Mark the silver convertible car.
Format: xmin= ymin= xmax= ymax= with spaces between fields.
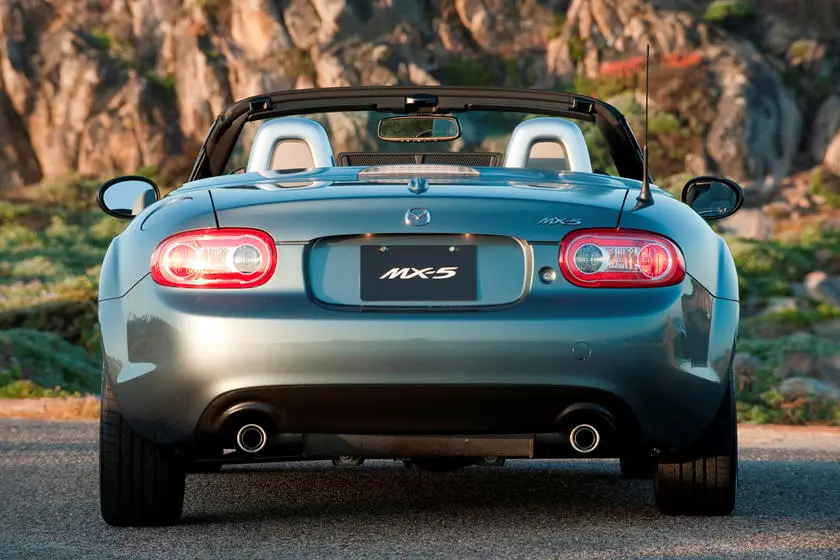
xmin=96 ymin=86 xmax=744 ymax=525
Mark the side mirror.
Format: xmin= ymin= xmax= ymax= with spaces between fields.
xmin=97 ymin=176 xmax=161 ymax=219
xmin=681 ymin=176 xmax=744 ymax=220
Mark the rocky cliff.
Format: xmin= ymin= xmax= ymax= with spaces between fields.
xmin=1 ymin=0 xmax=839 ymax=200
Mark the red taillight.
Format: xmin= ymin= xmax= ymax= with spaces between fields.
xmin=559 ymin=229 xmax=685 ymax=288
xmin=150 ymin=228 xmax=276 ymax=288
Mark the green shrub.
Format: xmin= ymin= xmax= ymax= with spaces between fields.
xmin=752 ymin=305 xmax=840 ymax=327
xmin=573 ymin=75 xmax=635 ymax=101
xmin=728 ymin=232 xmax=840 ymax=299
xmin=704 ymin=0 xmax=756 ymax=24
xmin=441 ymin=58 xmax=494 ymax=87
xmin=144 ymin=71 xmax=176 ymax=92
xmin=0 ymin=379 xmax=71 ymax=398
xmin=88 ymin=28 xmax=112 ymax=50
xmin=0 ymin=186 xmax=125 ymax=352
xmin=0 ymin=329 xmax=100 ymax=396
xmin=788 ymin=39 xmax=817 ymax=61
xmin=0 ymin=278 xmax=100 ymax=352
xmin=277 ymin=48 xmax=315 ymax=81
xmin=548 ymin=13 xmax=566 ymax=40
xmin=568 ymin=37 xmax=586 ymax=63
xmin=735 ymin=333 xmax=840 ymax=425
xmin=40 ymin=176 xmax=101 ymax=213
xmin=810 ymin=167 xmax=840 ymax=209
xmin=648 ymin=112 xmax=686 ymax=136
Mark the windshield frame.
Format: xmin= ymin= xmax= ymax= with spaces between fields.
xmin=188 ymin=86 xmax=648 ymax=183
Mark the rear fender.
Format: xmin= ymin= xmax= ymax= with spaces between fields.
xmin=619 ymin=192 xmax=739 ymax=301
xmin=98 ymin=190 xmax=217 ymax=301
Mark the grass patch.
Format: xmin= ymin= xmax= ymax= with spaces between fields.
xmin=0 ymin=329 xmax=101 ymax=396
xmin=0 ymin=176 xmax=127 ymax=357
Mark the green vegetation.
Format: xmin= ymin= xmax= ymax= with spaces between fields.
xmin=277 ymin=48 xmax=316 ymax=81
xmin=788 ymin=39 xmax=817 ymax=61
xmin=704 ymin=0 xmax=756 ymax=25
xmin=0 ymin=329 xmax=100 ymax=397
xmin=144 ymin=71 xmax=176 ymax=92
xmin=0 ymin=175 xmax=127 ymax=397
xmin=578 ymin=121 xmax=619 ymax=176
xmin=567 ymin=36 xmax=586 ymax=64
xmin=752 ymin=305 xmax=840 ymax=328
xmin=88 ymin=28 xmax=112 ymax=50
xmin=727 ymin=231 xmax=840 ymax=300
xmin=573 ymin=74 xmax=634 ymax=100
xmin=648 ymin=113 xmax=687 ymax=136
xmin=736 ymin=333 xmax=840 ymax=426
xmin=548 ymin=13 xmax=566 ymax=40
xmin=810 ymin=166 xmax=840 ymax=209
xmin=441 ymin=58 xmax=494 ymax=87
xmin=738 ymin=386 xmax=840 ymax=426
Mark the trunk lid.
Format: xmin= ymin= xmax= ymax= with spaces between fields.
xmin=209 ymin=175 xmax=628 ymax=242
xmin=209 ymin=172 xmax=628 ymax=308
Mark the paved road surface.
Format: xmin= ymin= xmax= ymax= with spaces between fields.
xmin=1 ymin=420 xmax=839 ymax=559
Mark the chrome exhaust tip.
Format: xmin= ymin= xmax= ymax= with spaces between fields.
xmin=236 ymin=423 xmax=267 ymax=454
xmin=569 ymin=424 xmax=600 ymax=454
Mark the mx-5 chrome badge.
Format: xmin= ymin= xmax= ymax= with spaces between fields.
xmin=405 ymin=208 xmax=431 ymax=226
xmin=379 ymin=267 xmax=458 ymax=280
xmin=538 ymin=217 xmax=583 ymax=225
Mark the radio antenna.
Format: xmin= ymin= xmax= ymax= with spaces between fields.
xmin=635 ymin=44 xmax=654 ymax=208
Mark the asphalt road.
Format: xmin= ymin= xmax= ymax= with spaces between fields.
xmin=1 ymin=421 xmax=839 ymax=559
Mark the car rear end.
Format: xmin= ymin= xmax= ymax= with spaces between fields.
xmin=99 ymin=173 xmax=738 ymax=466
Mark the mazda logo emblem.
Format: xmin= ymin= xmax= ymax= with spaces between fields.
xmin=405 ymin=208 xmax=431 ymax=226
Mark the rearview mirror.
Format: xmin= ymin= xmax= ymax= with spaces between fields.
xmin=378 ymin=116 xmax=461 ymax=143
xmin=97 ymin=176 xmax=161 ymax=219
xmin=681 ymin=176 xmax=744 ymax=220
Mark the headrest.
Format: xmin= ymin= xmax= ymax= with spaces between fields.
xmin=503 ymin=117 xmax=593 ymax=173
xmin=246 ymin=117 xmax=335 ymax=173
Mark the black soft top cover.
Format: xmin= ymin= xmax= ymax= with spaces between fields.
xmin=189 ymin=86 xmax=648 ymax=183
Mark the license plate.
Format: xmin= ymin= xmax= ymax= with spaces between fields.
xmin=360 ymin=245 xmax=477 ymax=302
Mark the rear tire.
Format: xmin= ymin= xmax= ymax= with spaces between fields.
xmin=653 ymin=371 xmax=738 ymax=516
xmin=99 ymin=376 xmax=186 ymax=526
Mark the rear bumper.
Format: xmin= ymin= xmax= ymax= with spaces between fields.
xmin=99 ymin=273 xmax=738 ymax=451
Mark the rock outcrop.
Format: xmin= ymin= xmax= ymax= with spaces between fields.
xmin=0 ymin=0 xmax=837 ymax=192
xmin=812 ymin=95 xmax=840 ymax=173
xmin=702 ymin=41 xmax=802 ymax=198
